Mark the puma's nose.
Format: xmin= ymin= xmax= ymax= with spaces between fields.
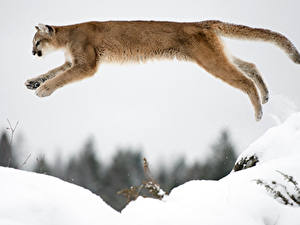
xmin=37 ymin=51 xmax=42 ymax=57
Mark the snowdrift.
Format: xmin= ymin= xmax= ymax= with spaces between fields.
xmin=1 ymin=113 xmax=300 ymax=225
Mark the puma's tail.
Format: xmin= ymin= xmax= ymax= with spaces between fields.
xmin=208 ymin=20 xmax=300 ymax=64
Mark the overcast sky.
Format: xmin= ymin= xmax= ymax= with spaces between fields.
xmin=1 ymin=0 xmax=300 ymax=166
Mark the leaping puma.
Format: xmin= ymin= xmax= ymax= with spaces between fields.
xmin=25 ymin=20 xmax=300 ymax=121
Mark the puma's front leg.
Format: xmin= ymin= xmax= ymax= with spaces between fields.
xmin=25 ymin=62 xmax=72 ymax=90
xmin=35 ymin=64 xmax=96 ymax=97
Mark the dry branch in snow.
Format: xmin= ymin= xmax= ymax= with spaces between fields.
xmin=118 ymin=158 xmax=166 ymax=204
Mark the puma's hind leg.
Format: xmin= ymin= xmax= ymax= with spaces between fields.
xmin=187 ymin=33 xmax=263 ymax=120
xmin=232 ymin=57 xmax=269 ymax=104
xmin=204 ymin=61 xmax=262 ymax=121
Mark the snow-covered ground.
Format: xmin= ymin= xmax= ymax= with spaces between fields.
xmin=0 ymin=167 xmax=121 ymax=225
xmin=1 ymin=113 xmax=300 ymax=225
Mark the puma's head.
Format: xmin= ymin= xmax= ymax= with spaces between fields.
xmin=32 ymin=24 xmax=56 ymax=57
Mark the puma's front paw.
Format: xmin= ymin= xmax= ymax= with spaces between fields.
xmin=35 ymin=83 xmax=55 ymax=97
xmin=25 ymin=78 xmax=42 ymax=90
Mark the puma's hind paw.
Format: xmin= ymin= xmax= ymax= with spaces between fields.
xmin=262 ymin=92 xmax=269 ymax=104
xmin=291 ymin=52 xmax=300 ymax=64
xmin=255 ymin=109 xmax=263 ymax=121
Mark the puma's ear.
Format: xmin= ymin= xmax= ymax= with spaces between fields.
xmin=45 ymin=25 xmax=55 ymax=33
xmin=37 ymin=23 xmax=55 ymax=34
xmin=35 ymin=26 xmax=39 ymax=31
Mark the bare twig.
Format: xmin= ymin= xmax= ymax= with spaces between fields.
xmin=276 ymin=170 xmax=300 ymax=194
xmin=143 ymin=158 xmax=153 ymax=180
xmin=5 ymin=119 xmax=19 ymax=167
xmin=118 ymin=158 xmax=166 ymax=204
xmin=117 ymin=186 xmax=143 ymax=203
xmin=20 ymin=153 xmax=32 ymax=168
xmin=255 ymin=171 xmax=300 ymax=206
xmin=255 ymin=179 xmax=291 ymax=205
xmin=6 ymin=119 xmax=19 ymax=145
xmin=142 ymin=158 xmax=166 ymax=199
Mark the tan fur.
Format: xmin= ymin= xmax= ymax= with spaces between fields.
xmin=25 ymin=20 xmax=300 ymax=121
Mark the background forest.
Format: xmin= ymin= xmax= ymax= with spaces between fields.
xmin=0 ymin=128 xmax=237 ymax=211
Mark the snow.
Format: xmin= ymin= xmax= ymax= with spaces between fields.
xmin=0 ymin=168 xmax=120 ymax=225
xmin=236 ymin=113 xmax=300 ymax=164
xmin=1 ymin=113 xmax=300 ymax=225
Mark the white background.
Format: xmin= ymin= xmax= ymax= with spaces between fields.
xmin=0 ymin=0 xmax=299 ymax=165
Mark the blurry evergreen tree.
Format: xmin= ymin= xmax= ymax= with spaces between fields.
xmin=0 ymin=128 xmax=237 ymax=211
xmin=156 ymin=129 xmax=237 ymax=190
xmin=185 ymin=162 xmax=205 ymax=180
xmin=156 ymin=165 xmax=169 ymax=192
xmin=168 ymin=157 xmax=188 ymax=189
xmin=100 ymin=149 xmax=144 ymax=211
xmin=64 ymin=138 xmax=102 ymax=192
xmin=206 ymin=130 xmax=237 ymax=180
xmin=51 ymin=154 xmax=65 ymax=179
xmin=34 ymin=155 xmax=52 ymax=174
xmin=0 ymin=132 xmax=18 ymax=168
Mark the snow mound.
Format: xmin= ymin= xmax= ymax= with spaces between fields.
xmin=1 ymin=113 xmax=300 ymax=225
xmin=235 ymin=112 xmax=300 ymax=165
xmin=0 ymin=168 xmax=120 ymax=225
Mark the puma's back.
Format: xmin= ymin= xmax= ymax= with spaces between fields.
xmin=60 ymin=21 xmax=195 ymax=63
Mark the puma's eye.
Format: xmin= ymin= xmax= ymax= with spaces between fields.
xmin=36 ymin=40 xmax=40 ymax=46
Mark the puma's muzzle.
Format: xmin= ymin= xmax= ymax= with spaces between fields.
xmin=32 ymin=50 xmax=42 ymax=57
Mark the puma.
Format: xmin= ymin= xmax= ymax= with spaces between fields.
xmin=25 ymin=20 xmax=300 ymax=121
